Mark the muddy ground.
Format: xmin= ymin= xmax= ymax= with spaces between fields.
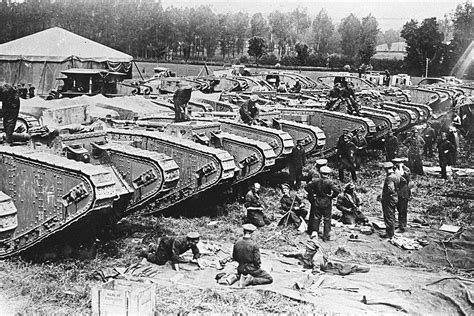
xmin=0 ymin=138 xmax=472 ymax=314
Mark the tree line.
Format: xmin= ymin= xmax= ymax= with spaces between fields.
xmin=0 ymin=0 xmax=472 ymax=76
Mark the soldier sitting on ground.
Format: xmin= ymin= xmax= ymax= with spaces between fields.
xmin=244 ymin=183 xmax=271 ymax=227
xmin=335 ymin=182 xmax=368 ymax=225
xmin=139 ymin=232 xmax=201 ymax=269
xmin=233 ymin=224 xmax=273 ymax=287
xmin=278 ymin=183 xmax=307 ymax=228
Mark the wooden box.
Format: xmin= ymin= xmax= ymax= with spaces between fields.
xmin=91 ymin=279 xmax=156 ymax=316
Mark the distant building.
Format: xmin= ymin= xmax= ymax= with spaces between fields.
xmin=373 ymin=41 xmax=407 ymax=60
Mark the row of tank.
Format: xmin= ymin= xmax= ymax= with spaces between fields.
xmin=1 ymin=71 xmax=472 ymax=258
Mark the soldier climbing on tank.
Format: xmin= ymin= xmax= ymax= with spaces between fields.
xmin=173 ymin=86 xmax=193 ymax=122
xmin=341 ymin=81 xmax=361 ymax=116
xmin=0 ymin=83 xmax=24 ymax=144
xmin=239 ymin=94 xmax=260 ymax=125
xmin=325 ymin=83 xmax=343 ymax=111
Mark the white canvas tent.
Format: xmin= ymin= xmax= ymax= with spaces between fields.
xmin=0 ymin=27 xmax=133 ymax=95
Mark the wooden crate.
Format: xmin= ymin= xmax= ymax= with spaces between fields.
xmin=91 ymin=279 xmax=156 ymax=316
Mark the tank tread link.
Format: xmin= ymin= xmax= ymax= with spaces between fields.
xmin=106 ymin=128 xmax=236 ymax=215
xmin=0 ymin=146 xmax=118 ymax=258
xmin=279 ymin=107 xmax=376 ymax=157
xmin=33 ymin=130 xmax=181 ymax=215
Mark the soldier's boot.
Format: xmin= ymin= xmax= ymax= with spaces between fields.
xmin=323 ymin=218 xmax=332 ymax=241
xmin=312 ymin=217 xmax=321 ymax=236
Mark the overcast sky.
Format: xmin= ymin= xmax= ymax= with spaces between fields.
xmin=160 ymin=0 xmax=465 ymax=31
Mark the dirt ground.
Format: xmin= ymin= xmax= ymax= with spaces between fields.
xmin=0 ymin=139 xmax=472 ymax=314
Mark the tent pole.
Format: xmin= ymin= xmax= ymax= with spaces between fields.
xmin=38 ymin=60 xmax=47 ymax=95
xmin=133 ymin=61 xmax=144 ymax=81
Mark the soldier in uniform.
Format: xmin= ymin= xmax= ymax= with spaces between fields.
xmin=384 ymin=130 xmax=399 ymax=161
xmin=28 ymin=83 xmax=35 ymax=99
xmin=239 ymin=94 xmax=260 ymax=125
xmin=288 ymin=139 xmax=306 ymax=190
xmin=437 ymin=131 xmax=456 ymax=180
xmin=233 ymin=224 xmax=273 ymax=287
xmin=244 ymin=183 xmax=270 ymax=227
xmin=381 ymin=162 xmax=400 ymax=238
xmin=403 ymin=129 xmax=425 ymax=176
xmin=393 ymin=158 xmax=411 ymax=233
xmin=422 ymin=122 xmax=436 ymax=157
xmin=279 ymin=183 xmax=307 ymax=228
xmin=383 ymin=70 xmax=391 ymax=87
xmin=335 ymin=182 xmax=367 ymax=225
xmin=173 ymin=86 xmax=192 ymax=122
xmin=304 ymin=158 xmax=328 ymax=221
xmin=305 ymin=166 xmax=340 ymax=241
xmin=140 ymin=232 xmax=201 ymax=268
xmin=353 ymin=128 xmax=367 ymax=170
xmin=337 ymin=131 xmax=357 ymax=182
xmin=0 ymin=83 xmax=21 ymax=144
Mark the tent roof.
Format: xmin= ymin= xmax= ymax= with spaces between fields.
xmin=0 ymin=27 xmax=133 ymax=62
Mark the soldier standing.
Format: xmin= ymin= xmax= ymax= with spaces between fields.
xmin=353 ymin=128 xmax=367 ymax=170
xmin=437 ymin=132 xmax=455 ymax=180
xmin=384 ymin=130 xmax=399 ymax=161
xmin=403 ymin=129 xmax=425 ymax=176
xmin=288 ymin=139 xmax=306 ymax=190
xmin=233 ymin=224 xmax=273 ymax=287
xmin=381 ymin=162 xmax=400 ymax=238
xmin=305 ymin=166 xmax=340 ymax=241
xmin=422 ymin=122 xmax=436 ymax=157
xmin=393 ymin=158 xmax=411 ymax=233
xmin=337 ymin=132 xmax=357 ymax=182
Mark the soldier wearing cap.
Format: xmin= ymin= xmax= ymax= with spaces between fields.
xmin=336 ymin=182 xmax=367 ymax=225
xmin=140 ymin=232 xmax=201 ymax=267
xmin=279 ymin=183 xmax=307 ymax=228
xmin=239 ymin=94 xmax=260 ymax=125
xmin=232 ymin=224 xmax=273 ymax=287
xmin=244 ymin=183 xmax=270 ymax=227
xmin=393 ymin=157 xmax=411 ymax=232
xmin=402 ymin=129 xmax=425 ymax=176
xmin=381 ymin=162 xmax=401 ymax=238
xmin=305 ymin=166 xmax=340 ymax=241
xmin=173 ymin=86 xmax=192 ymax=122
xmin=28 ymin=83 xmax=35 ymax=99
xmin=288 ymin=139 xmax=306 ymax=190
